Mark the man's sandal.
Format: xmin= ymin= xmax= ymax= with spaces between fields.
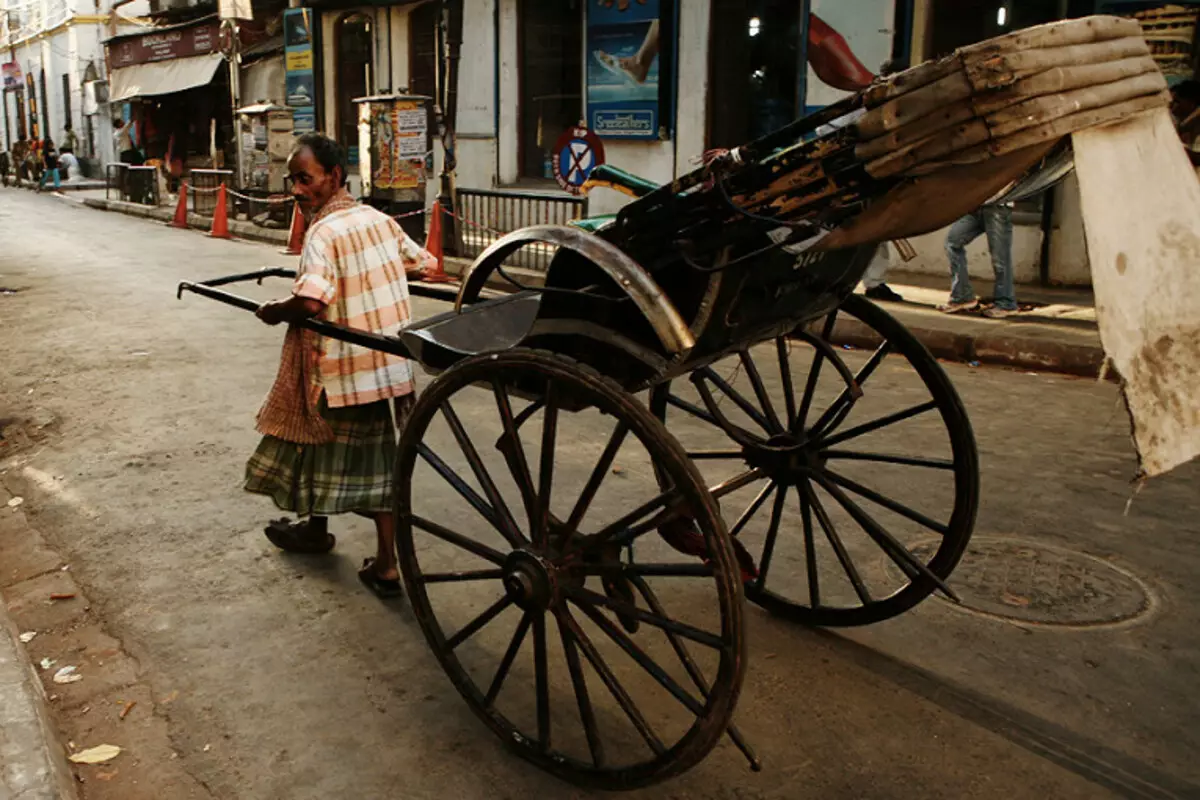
xmin=264 ymin=518 xmax=337 ymax=554
xmin=358 ymin=558 xmax=404 ymax=599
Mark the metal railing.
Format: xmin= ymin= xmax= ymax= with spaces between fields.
xmin=104 ymin=162 xmax=158 ymax=205
xmin=105 ymin=163 xmax=127 ymax=201
xmin=456 ymin=187 xmax=588 ymax=271
xmin=126 ymin=165 xmax=159 ymax=206
xmin=190 ymin=169 xmax=233 ymax=217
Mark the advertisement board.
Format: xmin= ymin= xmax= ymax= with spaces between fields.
xmin=805 ymin=1 xmax=896 ymax=111
xmin=1 ymin=62 xmax=22 ymax=90
xmin=586 ymin=0 xmax=663 ymax=140
xmin=366 ymin=99 xmax=427 ymax=191
xmin=283 ymin=8 xmax=316 ymax=135
xmin=107 ymin=21 xmax=219 ymax=69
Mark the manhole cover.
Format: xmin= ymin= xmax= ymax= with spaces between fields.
xmin=909 ymin=536 xmax=1154 ymax=627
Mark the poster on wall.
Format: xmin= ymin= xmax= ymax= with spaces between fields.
xmin=804 ymin=1 xmax=896 ymax=113
xmin=586 ymin=0 xmax=663 ymax=140
xmin=283 ymin=8 xmax=316 ymax=135
xmin=2 ymin=62 xmax=22 ymax=90
xmin=367 ymin=99 xmax=427 ymax=191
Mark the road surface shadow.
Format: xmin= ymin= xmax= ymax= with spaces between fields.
xmin=814 ymin=628 xmax=1197 ymax=800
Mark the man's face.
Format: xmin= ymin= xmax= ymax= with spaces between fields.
xmin=288 ymin=146 xmax=341 ymax=216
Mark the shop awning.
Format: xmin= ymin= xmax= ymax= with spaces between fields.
xmin=109 ymin=53 xmax=224 ymax=103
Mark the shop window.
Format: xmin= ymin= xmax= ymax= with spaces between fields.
xmin=518 ymin=0 xmax=582 ymax=180
xmin=707 ymin=0 xmax=802 ymax=150
xmin=409 ymin=2 xmax=438 ymax=99
xmin=336 ymin=13 xmax=373 ymax=166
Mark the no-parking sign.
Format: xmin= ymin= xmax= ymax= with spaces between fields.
xmin=552 ymin=126 xmax=606 ymax=196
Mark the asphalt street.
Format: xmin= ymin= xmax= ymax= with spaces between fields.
xmin=1 ymin=189 xmax=1198 ymax=799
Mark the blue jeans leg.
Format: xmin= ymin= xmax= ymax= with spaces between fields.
xmin=945 ymin=212 xmax=984 ymax=304
xmin=983 ymin=205 xmax=1017 ymax=310
xmin=38 ymin=168 xmax=59 ymax=191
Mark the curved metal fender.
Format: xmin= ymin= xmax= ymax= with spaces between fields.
xmin=454 ymin=224 xmax=696 ymax=357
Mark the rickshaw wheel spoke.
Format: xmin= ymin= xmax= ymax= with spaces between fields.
xmin=657 ymin=295 xmax=979 ymax=627
xmin=395 ymin=350 xmax=744 ymax=789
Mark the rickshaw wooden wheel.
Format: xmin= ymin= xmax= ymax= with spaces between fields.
xmin=652 ymin=295 xmax=980 ymax=627
xmin=394 ymin=349 xmax=746 ymax=790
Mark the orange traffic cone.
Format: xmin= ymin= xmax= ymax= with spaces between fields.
xmin=281 ymin=201 xmax=306 ymax=255
xmin=169 ymin=181 xmax=189 ymax=229
xmin=421 ymin=201 xmax=455 ymax=283
xmin=208 ymin=184 xmax=231 ymax=239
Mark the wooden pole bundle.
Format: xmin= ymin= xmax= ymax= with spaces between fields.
xmin=849 ymin=16 xmax=1167 ymax=180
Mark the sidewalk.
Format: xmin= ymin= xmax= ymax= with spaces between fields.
xmin=847 ymin=270 xmax=1104 ymax=378
xmin=0 ymin=485 xmax=77 ymax=800
xmin=64 ymin=193 xmax=1106 ymax=378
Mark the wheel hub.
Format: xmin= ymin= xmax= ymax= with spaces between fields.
xmin=741 ymin=433 xmax=824 ymax=485
xmin=503 ymin=551 xmax=555 ymax=611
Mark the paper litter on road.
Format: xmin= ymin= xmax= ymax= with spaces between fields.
xmin=39 ymin=658 xmax=56 ymax=670
xmin=68 ymin=744 xmax=122 ymax=764
xmin=18 ymin=631 xmax=36 ymax=643
xmin=53 ymin=665 xmax=82 ymax=684
xmin=7 ymin=496 xmax=23 ymax=507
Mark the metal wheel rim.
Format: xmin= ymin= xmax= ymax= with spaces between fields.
xmin=394 ymin=349 xmax=747 ymax=789
xmin=655 ymin=294 xmax=980 ymax=627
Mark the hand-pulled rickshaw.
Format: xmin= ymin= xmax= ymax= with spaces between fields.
xmin=180 ymin=17 xmax=1173 ymax=788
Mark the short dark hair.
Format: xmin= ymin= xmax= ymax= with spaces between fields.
xmin=60 ymin=146 xmax=73 ymax=154
xmin=293 ymin=132 xmax=347 ymax=187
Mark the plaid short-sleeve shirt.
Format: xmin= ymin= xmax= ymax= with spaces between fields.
xmin=291 ymin=197 xmax=429 ymax=407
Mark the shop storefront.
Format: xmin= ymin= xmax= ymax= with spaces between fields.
xmin=105 ymin=17 xmax=237 ymax=177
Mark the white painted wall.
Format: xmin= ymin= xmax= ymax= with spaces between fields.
xmin=496 ymin=0 xmax=517 ymax=184
xmin=388 ymin=5 xmax=409 ymax=92
xmin=457 ymin=0 xmax=495 ymax=139
xmin=1048 ymin=172 xmax=1091 ymax=286
xmin=320 ymin=12 xmax=338 ymax=140
xmin=674 ymin=0 xmax=708 ymax=175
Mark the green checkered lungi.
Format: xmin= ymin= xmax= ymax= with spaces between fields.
xmin=244 ymin=397 xmax=397 ymax=516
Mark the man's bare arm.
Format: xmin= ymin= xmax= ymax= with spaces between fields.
xmin=256 ymin=295 xmax=326 ymax=325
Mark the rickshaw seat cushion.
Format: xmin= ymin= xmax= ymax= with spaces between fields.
xmin=584 ymin=165 xmax=659 ymax=199
xmin=568 ymin=215 xmax=617 ymax=233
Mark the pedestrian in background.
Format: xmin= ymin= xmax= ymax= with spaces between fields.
xmin=62 ymin=123 xmax=79 ymax=156
xmin=13 ymin=139 xmax=29 ymax=184
xmin=937 ymin=203 xmax=1019 ymax=319
xmin=0 ymin=148 xmax=10 ymax=187
xmin=862 ymin=242 xmax=904 ymax=302
xmin=58 ymin=146 xmax=82 ymax=183
xmin=36 ymin=138 xmax=60 ymax=193
xmin=114 ymin=118 xmax=141 ymax=165
xmin=26 ymin=137 xmax=43 ymax=185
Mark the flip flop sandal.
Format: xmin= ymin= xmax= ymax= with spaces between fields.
xmin=264 ymin=517 xmax=337 ymax=554
xmin=359 ymin=558 xmax=404 ymax=600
